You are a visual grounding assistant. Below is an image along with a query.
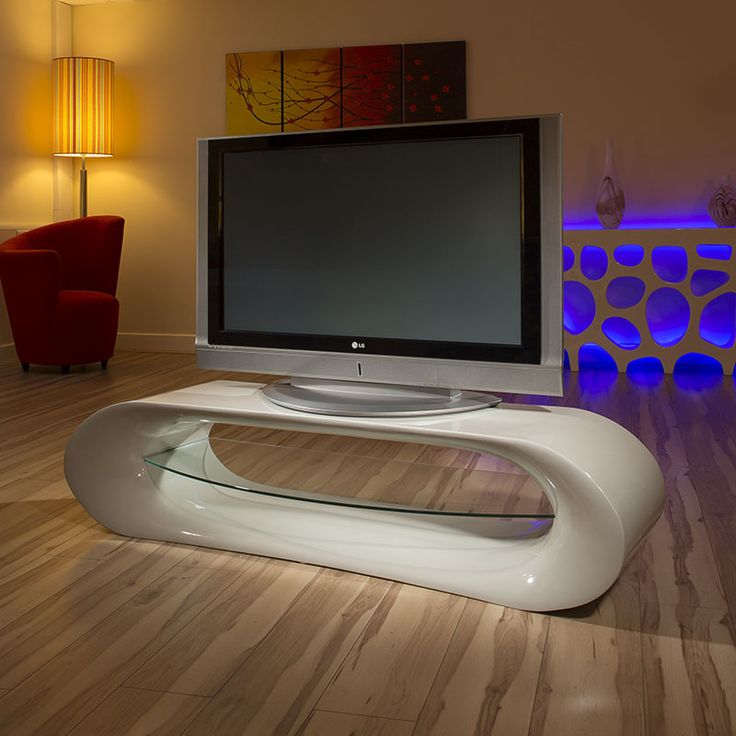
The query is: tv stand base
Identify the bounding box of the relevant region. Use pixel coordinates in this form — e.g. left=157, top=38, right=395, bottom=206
left=64, top=380, right=664, bottom=611
left=264, top=377, right=501, bottom=416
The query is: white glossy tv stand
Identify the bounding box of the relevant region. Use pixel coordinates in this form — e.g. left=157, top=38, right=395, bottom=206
left=64, top=380, right=664, bottom=611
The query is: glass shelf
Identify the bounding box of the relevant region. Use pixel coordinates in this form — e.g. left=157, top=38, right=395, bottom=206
left=145, top=432, right=555, bottom=521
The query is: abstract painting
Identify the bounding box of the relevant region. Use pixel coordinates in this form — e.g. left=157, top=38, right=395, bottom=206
left=226, top=41, right=466, bottom=134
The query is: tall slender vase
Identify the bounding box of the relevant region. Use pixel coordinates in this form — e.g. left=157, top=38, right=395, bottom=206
left=707, top=174, right=736, bottom=227
left=595, top=137, right=625, bottom=229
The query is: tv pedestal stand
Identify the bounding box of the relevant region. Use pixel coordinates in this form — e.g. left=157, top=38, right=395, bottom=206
left=64, top=380, right=664, bottom=612
left=263, top=377, right=502, bottom=416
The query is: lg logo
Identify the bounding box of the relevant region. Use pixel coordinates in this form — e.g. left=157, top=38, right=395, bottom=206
left=351, top=341, right=366, bottom=350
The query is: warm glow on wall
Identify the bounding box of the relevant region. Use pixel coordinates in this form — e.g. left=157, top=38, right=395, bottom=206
left=52, top=56, right=114, bottom=157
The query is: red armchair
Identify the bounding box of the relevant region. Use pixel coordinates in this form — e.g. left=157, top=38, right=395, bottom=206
left=0, top=216, right=124, bottom=373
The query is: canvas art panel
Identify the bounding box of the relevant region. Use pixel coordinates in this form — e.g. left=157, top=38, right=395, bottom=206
left=226, top=50, right=282, bottom=134
left=342, top=44, right=402, bottom=127
left=403, top=41, right=467, bottom=123
left=226, top=41, right=466, bottom=134
left=282, top=48, right=342, bottom=131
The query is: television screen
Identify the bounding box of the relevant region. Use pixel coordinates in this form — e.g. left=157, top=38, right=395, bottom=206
left=221, top=135, right=522, bottom=347
left=197, top=116, right=562, bottom=396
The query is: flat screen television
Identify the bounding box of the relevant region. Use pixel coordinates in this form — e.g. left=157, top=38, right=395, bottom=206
left=196, top=115, right=562, bottom=415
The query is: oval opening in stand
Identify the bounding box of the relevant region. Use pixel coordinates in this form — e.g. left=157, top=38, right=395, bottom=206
left=690, top=269, right=729, bottom=297
left=696, top=244, right=732, bottom=261
left=606, top=276, right=646, bottom=308
left=563, top=246, right=575, bottom=272
left=187, top=424, right=557, bottom=521
left=699, top=292, right=736, bottom=348
left=602, top=317, right=641, bottom=350
left=563, top=281, right=596, bottom=334
left=613, top=244, right=644, bottom=266
left=626, top=357, right=664, bottom=388
left=580, top=245, right=608, bottom=280
left=652, top=246, right=688, bottom=283
left=646, top=288, right=690, bottom=347
left=673, top=353, right=724, bottom=390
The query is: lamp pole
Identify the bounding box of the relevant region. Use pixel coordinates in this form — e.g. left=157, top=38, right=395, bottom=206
left=80, top=156, right=88, bottom=217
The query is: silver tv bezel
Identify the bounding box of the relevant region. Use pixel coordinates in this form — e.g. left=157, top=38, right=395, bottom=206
left=195, top=115, right=563, bottom=396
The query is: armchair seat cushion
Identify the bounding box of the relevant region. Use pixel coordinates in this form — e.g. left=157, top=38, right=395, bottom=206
left=51, top=291, right=119, bottom=365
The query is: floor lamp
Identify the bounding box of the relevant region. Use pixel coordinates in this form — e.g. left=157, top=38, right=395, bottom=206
left=52, top=57, right=114, bottom=217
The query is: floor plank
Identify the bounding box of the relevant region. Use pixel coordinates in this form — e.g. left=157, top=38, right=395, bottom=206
left=317, top=584, right=465, bottom=721
left=0, top=476, right=73, bottom=502
left=126, top=558, right=318, bottom=696
left=300, top=711, right=414, bottom=736
left=667, top=385, right=736, bottom=518
left=66, top=687, right=209, bottom=736
left=703, top=516, right=736, bottom=626
left=412, top=601, right=548, bottom=736
left=0, top=552, right=102, bottom=627
left=0, top=501, right=97, bottom=585
left=0, top=540, right=193, bottom=688
left=528, top=560, right=644, bottom=736
left=641, top=604, right=736, bottom=736
left=639, top=472, right=726, bottom=611
left=0, top=555, right=243, bottom=736
left=180, top=570, right=391, bottom=736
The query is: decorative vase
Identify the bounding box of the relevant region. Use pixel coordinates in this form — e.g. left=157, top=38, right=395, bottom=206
left=707, top=174, right=736, bottom=227
left=595, top=137, right=625, bottom=229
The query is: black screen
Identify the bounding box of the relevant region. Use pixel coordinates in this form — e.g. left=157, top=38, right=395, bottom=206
left=222, top=136, right=522, bottom=345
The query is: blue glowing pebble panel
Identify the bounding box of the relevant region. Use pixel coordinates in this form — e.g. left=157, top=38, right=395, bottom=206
left=652, top=246, right=687, bottom=283
left=578, top=344, right=618, bottom=388
left=563, top=281, right=596, bottom=334
left=674, top=352, right=724, bottom=373
left=646, top=287, right=690, bottom=347
left=562, top=246, right=575, bottom=272
left=578, top=343, right=617, bottom=370
left=602, top=317, right=641, bottom=350
left=563, top=233, right=735, bottom=376
left=673, top=353, right=724, bottom=390
left=696, top=244, right=732, bottom=260
left=580, top=245, right=608, bottom=280
left=699, top=292, right=736, bottom=348
left=690, top=269, right=729, bottom=297
left=626, top=357, right=664, bottom=387
left=606, top=276, right=646, bottom=308
left=613, top=244, right=644, bottom=267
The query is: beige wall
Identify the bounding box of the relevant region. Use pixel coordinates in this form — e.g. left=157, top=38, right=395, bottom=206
left=0, top=0, right=57, bottom=348
left=71, top=0, right=736, bottom=339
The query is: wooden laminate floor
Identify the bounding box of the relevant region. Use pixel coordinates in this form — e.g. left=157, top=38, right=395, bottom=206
left=0, top=352, right=735, bottom=736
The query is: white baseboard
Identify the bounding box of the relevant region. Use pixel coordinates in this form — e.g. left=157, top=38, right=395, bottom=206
left=0, top=342, right=17, bottom=364
left=116, top=332, right=195, bottom=354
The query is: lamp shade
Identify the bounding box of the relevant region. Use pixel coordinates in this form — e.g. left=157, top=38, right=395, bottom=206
left=53, top=57, right=114, bottom=157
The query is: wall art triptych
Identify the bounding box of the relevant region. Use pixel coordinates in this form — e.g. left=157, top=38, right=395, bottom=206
left=226, top=41, right=466, bottom=135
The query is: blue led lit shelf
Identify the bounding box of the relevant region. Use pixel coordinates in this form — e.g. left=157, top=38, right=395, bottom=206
left=562, top=228, right=736, bottom=377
